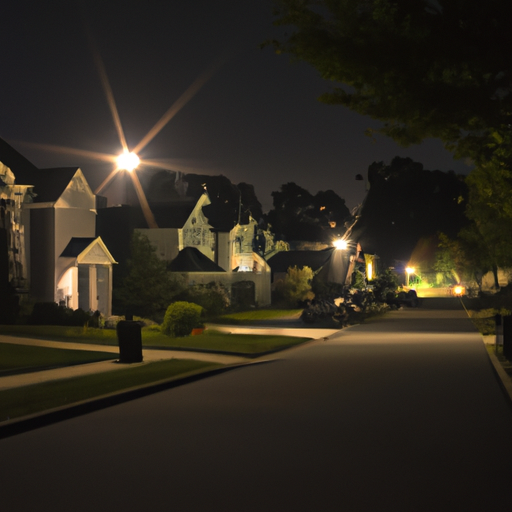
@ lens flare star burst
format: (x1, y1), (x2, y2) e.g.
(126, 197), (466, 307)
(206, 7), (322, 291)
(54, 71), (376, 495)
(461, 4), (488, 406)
(14, 31), (222, 229)
(117, 151), (140, 172)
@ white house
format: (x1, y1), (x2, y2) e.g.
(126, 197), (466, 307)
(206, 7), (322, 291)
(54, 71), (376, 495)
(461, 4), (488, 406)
(0, 138), (116, 316)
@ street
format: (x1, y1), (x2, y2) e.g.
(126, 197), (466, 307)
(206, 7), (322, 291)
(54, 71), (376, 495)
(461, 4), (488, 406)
(2, 301), (512, 511)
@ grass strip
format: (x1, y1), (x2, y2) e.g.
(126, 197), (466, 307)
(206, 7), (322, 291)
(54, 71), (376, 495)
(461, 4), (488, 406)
(0, 343), (115, 374)
(143, 330), (309, 354)
(0, 359), (219, 422)
(212, 309), (302, 324)
(0, 325), (310, 355)
(0, 325), (118, 345)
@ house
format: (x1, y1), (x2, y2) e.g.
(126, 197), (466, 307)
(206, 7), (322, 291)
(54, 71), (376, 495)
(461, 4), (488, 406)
(267, 243), (372, 289)
(97, 168), (272, 306)
(169, 247), (271, 307)
(0, 138), (116, 316)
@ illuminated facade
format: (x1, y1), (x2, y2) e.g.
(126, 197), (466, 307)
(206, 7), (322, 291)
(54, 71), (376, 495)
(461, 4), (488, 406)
(0, 138), (116, 315)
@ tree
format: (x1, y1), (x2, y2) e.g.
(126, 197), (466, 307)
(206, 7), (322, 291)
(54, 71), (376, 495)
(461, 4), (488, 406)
(350, 157), (468, 264)
(436, 230), (493, 290)
(266, 182), (349, 242)
(270, 1), (512, 165)
(114, 232), (179, 319)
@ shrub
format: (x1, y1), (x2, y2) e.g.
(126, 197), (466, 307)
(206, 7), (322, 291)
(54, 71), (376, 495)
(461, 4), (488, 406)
(171, 282), (229, 316)
(351, 269), (366, 290)
(372, 269), (400, 302)
(29, 302), (96, 326)
(274, 266), (315, 307)
(162, 301), (204, 337)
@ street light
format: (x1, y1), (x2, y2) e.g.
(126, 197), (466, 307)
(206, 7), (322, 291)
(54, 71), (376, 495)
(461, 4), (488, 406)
(406, 266), (415, 287)
(117, 151), (140, 172)
(334, 239), (348, 250)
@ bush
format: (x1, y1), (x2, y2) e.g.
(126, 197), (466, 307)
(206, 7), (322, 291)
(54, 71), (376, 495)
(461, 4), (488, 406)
(171, 282), (229, 316)
(29, 302), (96, 326)
(162, 301), (204, 337)
(372, 269), (400, 302)
(274, 266), (314, 307)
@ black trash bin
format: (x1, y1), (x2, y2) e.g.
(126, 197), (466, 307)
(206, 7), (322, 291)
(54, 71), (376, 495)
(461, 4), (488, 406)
(116, 320), (143, 363)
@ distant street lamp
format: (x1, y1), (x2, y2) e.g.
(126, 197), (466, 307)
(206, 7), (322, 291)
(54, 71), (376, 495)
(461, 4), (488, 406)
(334, 239), (348, 250)
(406, 266), (415, 287)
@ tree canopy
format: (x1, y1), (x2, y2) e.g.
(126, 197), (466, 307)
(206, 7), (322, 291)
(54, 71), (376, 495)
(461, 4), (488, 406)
(114, 231), (178, 320)
(265, 182), (350, 242)
(270, 1), (512, 277)
(270, 0), (512, 167)
(351, 157), (468, 264)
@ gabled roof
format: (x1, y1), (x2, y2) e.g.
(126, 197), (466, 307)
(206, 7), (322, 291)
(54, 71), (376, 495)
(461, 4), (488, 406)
(168, 247), (225, 272)
(148, 199), (198, 229)
(60, 237), (97, 257)
(60, 236), (117, 264)
(0, 138), (39, 175)
(21, 167), (81, 203)
(267, 248), (334, 273)
(0, 139), (90, 203)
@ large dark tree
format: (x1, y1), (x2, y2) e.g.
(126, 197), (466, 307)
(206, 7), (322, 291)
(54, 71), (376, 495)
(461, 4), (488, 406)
(351, 157), (468, 264)
(270, 1), (512, 165)
(270, 0), (512, 269)
(266, 182), (349, 242)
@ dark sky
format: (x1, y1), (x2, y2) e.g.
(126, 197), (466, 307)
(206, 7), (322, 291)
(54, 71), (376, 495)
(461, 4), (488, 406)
(1, 0), (472, 212)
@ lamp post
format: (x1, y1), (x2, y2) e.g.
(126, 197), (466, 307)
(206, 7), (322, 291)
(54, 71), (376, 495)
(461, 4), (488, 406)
(406, 266), (415, 287)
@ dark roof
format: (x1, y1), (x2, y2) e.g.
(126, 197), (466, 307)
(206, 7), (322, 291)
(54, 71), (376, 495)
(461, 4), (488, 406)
(0, 139), (82, 203)
(168, 247), (225, 272)
(60, 237), (96, 257)
(148, 200), (197, 229)
(267, 248), (334, 273)
(0, 138), (38, 175)
(25, 167), (81, 203)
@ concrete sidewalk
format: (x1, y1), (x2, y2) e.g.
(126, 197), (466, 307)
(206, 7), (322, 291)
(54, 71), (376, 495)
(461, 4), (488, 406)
(0, 335), (249, 391)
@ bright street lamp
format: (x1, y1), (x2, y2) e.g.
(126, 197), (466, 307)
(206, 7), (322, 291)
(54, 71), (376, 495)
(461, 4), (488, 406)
(405, 266), (415, 287)
(117, 151), (140, 172)
(334, 239), (348, 250)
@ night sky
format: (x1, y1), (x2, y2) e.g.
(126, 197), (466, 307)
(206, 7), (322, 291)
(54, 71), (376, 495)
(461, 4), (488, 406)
(1, 0), (472, 212)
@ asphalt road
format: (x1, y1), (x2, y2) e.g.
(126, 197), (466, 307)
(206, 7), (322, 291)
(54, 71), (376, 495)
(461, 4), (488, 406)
(2, 300), (512, 511)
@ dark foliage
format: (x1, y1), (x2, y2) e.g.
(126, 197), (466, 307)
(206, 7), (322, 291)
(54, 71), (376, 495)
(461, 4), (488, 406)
(265, 183), (350, 242)
(171, 282), (229, 317)
(301, 288), (386, 326)
(351, 157), (468, 264)
(29, 302), (96, 326)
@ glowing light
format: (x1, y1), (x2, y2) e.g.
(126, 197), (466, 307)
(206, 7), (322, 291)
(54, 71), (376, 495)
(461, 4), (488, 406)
(452, 285), (465, 296)
(117, 152), (140, 172)
(367, 262), (373, 281)
(334, 239), (348, 250)
(405, 266), (415, 287)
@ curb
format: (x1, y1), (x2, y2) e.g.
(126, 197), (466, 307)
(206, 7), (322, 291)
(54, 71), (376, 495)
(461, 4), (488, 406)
(482, 338), (512, 407)
(0, 360), (273, 440)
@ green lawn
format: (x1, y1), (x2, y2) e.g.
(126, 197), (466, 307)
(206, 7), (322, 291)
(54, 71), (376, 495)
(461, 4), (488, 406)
(0, 324), (311, 355)
(0, 343), (116, 375)
(0, 325), (119, 345)
(143, 329), (309, 354)
(0, 359), (220, 422)
(213, 309), (302, 324)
